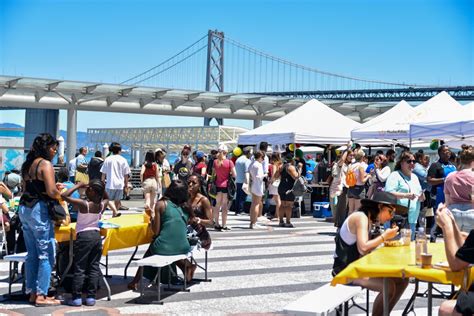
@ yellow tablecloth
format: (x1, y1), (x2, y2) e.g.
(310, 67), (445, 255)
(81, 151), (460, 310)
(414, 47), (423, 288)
(55, 214), (153, 256)
(331, 242), (474, 288)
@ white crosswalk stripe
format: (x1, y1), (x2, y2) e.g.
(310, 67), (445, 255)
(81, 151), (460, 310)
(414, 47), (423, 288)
(0, 213), (447, 315)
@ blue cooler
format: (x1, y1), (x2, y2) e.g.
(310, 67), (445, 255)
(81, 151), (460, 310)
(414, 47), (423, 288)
(313, 202), (331, 218)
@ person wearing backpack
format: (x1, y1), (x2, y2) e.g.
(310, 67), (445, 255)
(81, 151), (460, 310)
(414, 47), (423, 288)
(347, 151), (371, 215)
(277, 151), (300, 228)
(334, 149), (354, 228)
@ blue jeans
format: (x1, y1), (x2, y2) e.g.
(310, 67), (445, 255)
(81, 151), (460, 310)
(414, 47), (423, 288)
(19, 201), (56, 295)
(235, 183), (246, 214)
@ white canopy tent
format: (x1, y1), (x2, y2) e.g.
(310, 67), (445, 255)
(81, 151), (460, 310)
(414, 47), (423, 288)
(351, 100), (415, 144)
(409, 102), (474, 146)
(238, 99), (361, 145)
(350, 91), (463, 145)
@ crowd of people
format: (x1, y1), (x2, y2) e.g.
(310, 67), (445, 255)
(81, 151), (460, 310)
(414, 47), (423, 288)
(0, 133), (472, 314)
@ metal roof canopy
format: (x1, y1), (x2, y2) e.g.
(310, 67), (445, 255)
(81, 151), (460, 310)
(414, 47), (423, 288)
(87, 125), (248, 153)
(0, 75), (395, 122)
(0, 75), (396, 160)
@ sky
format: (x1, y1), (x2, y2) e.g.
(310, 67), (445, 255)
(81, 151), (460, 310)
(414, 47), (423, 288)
(0, 0), (473, 131)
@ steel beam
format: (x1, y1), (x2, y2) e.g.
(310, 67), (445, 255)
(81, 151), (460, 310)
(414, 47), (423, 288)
(258, 86), (474, 101)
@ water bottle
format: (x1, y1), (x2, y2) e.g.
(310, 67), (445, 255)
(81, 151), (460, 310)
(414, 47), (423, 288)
(419, 216), (426, 232)
(415, 227), (428, 265)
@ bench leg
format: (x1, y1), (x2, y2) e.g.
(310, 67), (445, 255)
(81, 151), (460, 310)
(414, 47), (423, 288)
(383, 278), (389, 316)
(8, 261), (12, 296)
(190, 252), (212, 283)
(155, 267), (163, 304)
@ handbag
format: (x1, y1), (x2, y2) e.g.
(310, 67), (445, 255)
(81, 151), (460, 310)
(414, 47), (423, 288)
(227, 176), (236, 200)
(29, 178), (67, 222)
(46, 199), (67, 222)
(208, 180), (217, 199)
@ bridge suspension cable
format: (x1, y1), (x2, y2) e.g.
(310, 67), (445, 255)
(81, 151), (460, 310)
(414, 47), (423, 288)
(122, 30), (443, 93)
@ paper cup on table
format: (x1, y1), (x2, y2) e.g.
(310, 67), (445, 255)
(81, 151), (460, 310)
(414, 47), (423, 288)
(421, 253), (432, 269)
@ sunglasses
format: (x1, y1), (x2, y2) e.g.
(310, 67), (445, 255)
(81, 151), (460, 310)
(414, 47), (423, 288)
(405, 159), (416, 164)
(385, 205), (396, 215)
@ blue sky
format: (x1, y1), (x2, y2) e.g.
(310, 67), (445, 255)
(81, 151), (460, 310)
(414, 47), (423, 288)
(1, 0), (473, 131)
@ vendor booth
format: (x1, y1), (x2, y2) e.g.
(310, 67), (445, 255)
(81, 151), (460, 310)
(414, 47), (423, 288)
(238, 99), (361, 146)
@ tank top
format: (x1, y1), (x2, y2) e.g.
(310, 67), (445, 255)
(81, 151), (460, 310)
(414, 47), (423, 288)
(278, 163), (294, 193)
(143, 163), (157, 180)
(192, 196), (208, 219)
(20, 159), (51, 207)
(76, 201), (104, 234)
(340, 218), (357, 245)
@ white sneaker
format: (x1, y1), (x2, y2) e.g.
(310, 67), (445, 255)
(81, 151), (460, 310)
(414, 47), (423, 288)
(257, 216), (268, 222)
(253, 223), (267, 229)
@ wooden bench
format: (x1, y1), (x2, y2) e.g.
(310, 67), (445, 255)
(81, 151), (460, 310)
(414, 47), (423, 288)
(2, 252), (27, 297)
(133, 254), (188, 304)
(283, 283), (368, 316)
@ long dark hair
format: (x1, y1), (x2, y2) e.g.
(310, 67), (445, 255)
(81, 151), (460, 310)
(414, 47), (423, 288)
(144, 150), (155, 168)
(359, 202), (381, 222)
(189, 173), (209, 199)
(21, 133), (58, 178)
(162, 179), (194, 217)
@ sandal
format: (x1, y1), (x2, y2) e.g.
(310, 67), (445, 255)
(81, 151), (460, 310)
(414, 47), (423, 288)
(35, 295), (60, 307)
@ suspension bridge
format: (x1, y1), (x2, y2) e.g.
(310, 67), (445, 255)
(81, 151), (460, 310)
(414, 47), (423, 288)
(121, 30), (474, 99)
(1, 29), (473, 160)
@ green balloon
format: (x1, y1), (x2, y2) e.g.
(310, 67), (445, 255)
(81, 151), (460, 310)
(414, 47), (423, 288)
(295, 148), (304, 159)
(429, 140), (439, 150)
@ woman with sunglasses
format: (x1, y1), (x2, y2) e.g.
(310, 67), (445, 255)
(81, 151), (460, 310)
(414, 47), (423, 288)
(332, 191), (409, 315)
(385, 151), (425, 239)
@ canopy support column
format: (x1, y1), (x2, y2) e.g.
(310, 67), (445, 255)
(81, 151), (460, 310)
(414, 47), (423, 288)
(253, 119), (262, 128)
(67, 108), (77, 162)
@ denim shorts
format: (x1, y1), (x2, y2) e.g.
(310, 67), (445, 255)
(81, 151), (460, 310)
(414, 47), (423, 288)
(450, 206), (474, 232)
(347, 185), (365, 199)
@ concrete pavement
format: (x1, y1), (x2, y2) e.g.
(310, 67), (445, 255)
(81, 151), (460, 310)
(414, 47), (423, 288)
(0, 199), (447, 315)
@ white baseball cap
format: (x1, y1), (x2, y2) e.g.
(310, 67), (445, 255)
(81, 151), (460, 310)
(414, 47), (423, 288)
(218, 144), (228, 152)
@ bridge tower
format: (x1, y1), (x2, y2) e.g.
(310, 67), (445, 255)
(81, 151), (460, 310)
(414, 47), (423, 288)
(204, 30), (224, 126)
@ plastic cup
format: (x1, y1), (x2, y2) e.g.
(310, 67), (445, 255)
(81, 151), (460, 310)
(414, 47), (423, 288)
(400, 228), (411, 245)
(421, 253), (432, 269)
